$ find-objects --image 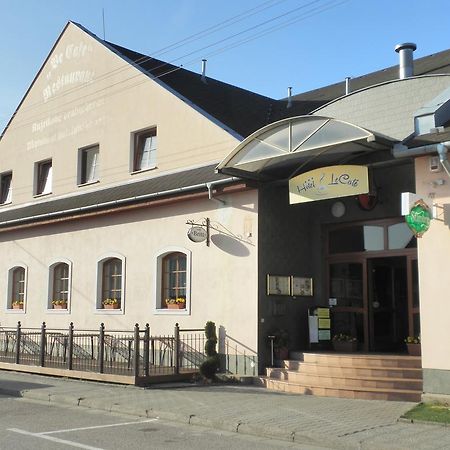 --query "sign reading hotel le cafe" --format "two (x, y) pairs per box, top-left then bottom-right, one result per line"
(289, 165), (369, 204)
